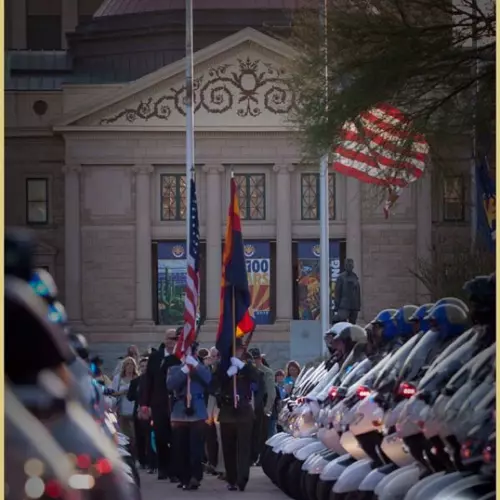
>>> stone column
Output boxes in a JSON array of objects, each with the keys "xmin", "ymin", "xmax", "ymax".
[
  {"xmin": 61, "ymin": 0, "xmax": 78, "ymax": 49},
  {"xmin": 133, "ymin": 165, "xmax": 154, "ymax": 325},
  {"xmin": 62, "ymin": 164, "xmax": 82, "ymax": 323},
  {"xmin": 203, "ymin": 165, "xmax": 224, "ymax": 319},
  {"xmin": 416, "ymin": 174, "xmax": 432, "ymax": 302},
  {"xmin": 273, "ymin": 164, "xmax": 294, "ymax": 320},
  {"xmin": 345, "ymin": 177, "xmax": 363, "ymax": 311}
]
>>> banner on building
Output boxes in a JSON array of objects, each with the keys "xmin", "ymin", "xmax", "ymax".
[
  {"xmin": 157, "ymin": 242, "xmax": 188, "ymax": 325},
  {"xmin": 243, "ymin": 240, "xmax": 272, "ymax": 325},
  {"xmin": 296, "ymin": 240, "xmax": 341, "ymax": 321}
]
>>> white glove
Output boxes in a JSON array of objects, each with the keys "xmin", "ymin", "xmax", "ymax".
[
  {"xmin": 185, "ymin": 355, "xmax": 199, "ymax": 367},
  {"xmin": 181, "ymin": 365, "xmax": 190, "ymax": 374},
  {"xmin": 230, "ymin": 357, "xmax": 245, "ymax": 370},
  {"xmin": 227, "ymin": 365, "xmax": 238, "ymax": 377}
]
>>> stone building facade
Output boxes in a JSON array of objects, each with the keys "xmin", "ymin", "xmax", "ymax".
[{"xmin": 6, "ymin": 3, "xmax": 473, "ymax": 369}]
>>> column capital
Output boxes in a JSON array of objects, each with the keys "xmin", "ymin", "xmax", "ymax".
[
  {"xmin": 62, "ymin": 164, "xmax": 82, "ymax": 174},
  {"xmin": 273, "ymin": 163, "xmax": 295, "ymax": 174},
  {"xmin": 202, "ymin": 164, "xmax": 224, "ymax": 174},
  {"xmin": 132, "ymin": 165, "xmax": 154, "ymax": 175}
]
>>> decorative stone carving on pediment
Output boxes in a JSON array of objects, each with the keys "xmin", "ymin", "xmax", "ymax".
[{"xmin": 99, "ymin": 55, "xmax": 298, "ymax": 127}]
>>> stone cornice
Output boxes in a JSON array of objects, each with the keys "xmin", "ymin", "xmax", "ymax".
[
  {"xmin": 202, "ymin": 165, "xmax": 225, "ymax": 174},
  {"xmin": 273, "ymin": 163, "xmax": 296, "ymax": 174},
  {"xmin": 61, "ymin": 164, "xmax": 82, "ymax": 174},
  {"xmin": 132, "ymin": 165, "xmax": 154, "ymax": 175}
]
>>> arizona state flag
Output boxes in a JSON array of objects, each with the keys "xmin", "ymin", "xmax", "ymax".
[{"xmin": 216, "ymin": 177, "xmax": 255, "ymax": 371}]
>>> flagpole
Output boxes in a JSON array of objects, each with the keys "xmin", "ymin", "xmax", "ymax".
[
  {"xmin": 319, "ymin": 0, "xmax": 330, "ymax": 354},
  {"xmin": 185, "ymin": 0, "xmax": 195, "ymax": 407},
  {"xmin": 230, "ymin": 171, "xmax": 238, "ymax": 408}
]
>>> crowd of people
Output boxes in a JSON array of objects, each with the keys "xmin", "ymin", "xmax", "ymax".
[{"xmin": 92, "ymin": 330, "xmax": 303, "ymax": 491}]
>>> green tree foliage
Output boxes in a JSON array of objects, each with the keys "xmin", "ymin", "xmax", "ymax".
[{"xmin": 286, "ymin": 0, "xmax": 495, "ymax": 160}]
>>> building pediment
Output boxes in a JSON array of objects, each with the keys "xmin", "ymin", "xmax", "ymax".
[{"xmin": 55, "ymin": 28, "xmax": 299, "ymax": 132}]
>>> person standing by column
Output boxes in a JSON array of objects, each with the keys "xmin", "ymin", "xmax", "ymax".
[
  {"xmin": 333, "ymin": 258, "xmax": 361, "ymax": 324},
  {"xmin": 215, "ymin": 340, "xmax": 259, "ymax": 491},
  {"xmin": 167, "ymin": 346, "xmax": 211, "ymax": 490},
  {"xmin": 248, "ymin": 348, "xmax": 276, "ymax": 466},
  {"xmin": 140, "ymin": 329, "xmax": 182, "ymax": 481}
]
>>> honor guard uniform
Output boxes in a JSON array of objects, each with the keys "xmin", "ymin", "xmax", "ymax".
[
  {"xmin": 167, "ymin": 347, "xmax": 212, "ymax": 490},
  {"xmin": 215, "ymin": 339, "xmax": 260, "ymax": 491}
]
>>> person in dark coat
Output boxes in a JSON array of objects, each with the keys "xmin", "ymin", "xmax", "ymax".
[
  {"xmin": 139, "ymin": 328, "xmax": 182, "ymax": 481},
  {"xmin": 213, "ymin": 339, "xmax": 260, "ymax": 491},
  {"xmin": 127, "ymin": 357, "xmax": 151, "ymax": 470}
]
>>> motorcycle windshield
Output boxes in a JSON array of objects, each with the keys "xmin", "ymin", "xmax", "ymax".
[
  {"xmin": 339, "ymin": 358, "xmax": 373, "ymax": 388},
  {"xmin": 428, "ymin": 327, "xmax": 477, "ymax": 371},
  {"xmin": 308, "ymin": 364, "xmax": 340, "ymax": 400},
  {"xmin": 397, "ymin": 329, "xmax": 443, "ymax": 384},
  {"xmin": 418, "ymin": 336, "xmax": 485, "ymax": 391},
  {"xmin": 373, "ymin": 334, "xmax": 422, "ymax": 389},
  {"xmin": 438, "ymin": 343, "xmax": 496, "ymax": 395}
]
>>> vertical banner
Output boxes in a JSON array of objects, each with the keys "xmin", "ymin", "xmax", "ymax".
[
  {"xmin": 157, "ymin": 242, "xmax": 187, "ymax": 325},
  {"xmin": 243, "ymin": 241, "xmax": 272, "ymax": 325},
  {"xmin": 297, "ymin": 240, "xmax": 341, "ymax": 320}
]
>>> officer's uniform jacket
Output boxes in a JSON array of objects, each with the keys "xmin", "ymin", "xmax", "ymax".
[
  {"xmin": 215, "ymin": 362, "xmax": 260, "ymax": 423},
  {"xmin": 166, "ymin": 363, "xmax": 211, "ymax": 422}
]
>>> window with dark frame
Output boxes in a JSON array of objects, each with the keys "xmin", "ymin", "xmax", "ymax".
[
  {"xmin": 300, "ymin": 173, "xmax": 336, "ymax": 220},
  {"xmin": 160, "ymin": 174, "xmax": 187, "ymax": 221},
  {"xmin": 443, "ymin": 176, "xmax": 465, "ymax": 221},
  {"xmin": 26, "ymin": 0, "xmax": 62, "ymax": 50},
  {"xmin": 26, "ymin": 178, "xmax": 49, "ymax": 225},
  {"xmin": 234, "ymin": 174, "xmax": 266, "ymax": 220}
]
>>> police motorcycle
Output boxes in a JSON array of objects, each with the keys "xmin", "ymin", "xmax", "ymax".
[
  {"xmin": 274, "ymin": 323, "xmax": 372, "ymax": 498},
  {"xmin": 305, "ymin": 327, "xmax": 407, "ymax": 500},
  {"xmin": 29, "ymin": 268, "xmax": 141, "ymax": 488},
  {"xmin": 6, "ymin": 384, "xmax": 89, "ymax": 500},
  {"xmin": 263, "ymin": 364, "xmax": 326, "ymax": 484},
  {"xmin": 326, "ymin": 301, "xmax": 470, "ymax": 500},
  {"xmin": 403, "ymin": 387, "xmax": 495, "ymax": 500},
  {"xmin": 399, "ymin": 276, "xmax": 496, "ymax": 500},
  {"xmin": 5, "ymin": 234, "xmax": 140, "ymax": 500},
  {"xmin": 264, "ymin": 362, "xmax": 333, "ymax": 485},
  {"xmin": 314, "ymin": 306, "xmax": 422, "ymax": 500}
]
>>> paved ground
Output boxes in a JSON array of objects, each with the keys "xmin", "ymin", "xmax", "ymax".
[{"xmin": 140, "ymin": 467, "xmax": 287, "ymax": 500}]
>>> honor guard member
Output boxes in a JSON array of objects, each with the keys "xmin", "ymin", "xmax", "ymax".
[
  {"xmin": 215, "ymin": 338, "xmax": 260, "ymax": 491},
  {"xmin": 167, "ymin": 345, "xmax": 212, "ymax": 490}
]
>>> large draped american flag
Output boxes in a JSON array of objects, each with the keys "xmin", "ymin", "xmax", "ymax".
[
  {"xmin": 174, "ymin": 177, "xmax": 200, "ymax": 360},
  {"xmin": 332, "ymin": 103, "xmax": 430, "ymax": 217}
]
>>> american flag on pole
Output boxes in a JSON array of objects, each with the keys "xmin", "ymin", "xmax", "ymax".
[
  {"xmin": 332, "ymin": 103, "xmax": 430, "ymax": 217},
  {"xmin": 174, "ymin": 177, "xmax": 200, "ymax": 360}
]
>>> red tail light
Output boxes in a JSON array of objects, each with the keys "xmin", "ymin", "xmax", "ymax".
[
  {"xmin": 461, "ymin": 439, "xmax": 473, "ymax": 460},
  {"xmin": 398, "ymin": 382, "xmax": 417, "ymax": 398},
  {"xmin": 356, "ymin": 386, "xmax": 371, "ymax": 399},
  {"xmin": 329, "ymin": 387, "xmax": 338, "ymax": 399},
  {"xmin": 482, "ymin": 445, "xmax": 493, "ymax": 463}
]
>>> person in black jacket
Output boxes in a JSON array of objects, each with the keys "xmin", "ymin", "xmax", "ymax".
[
  {"xmin": 139, "ymin": 328, "xmax": 182, "ymax": 481},
  {"xmin": 127, "ymin": 357, "xmax": 151, "ymax": 470}
]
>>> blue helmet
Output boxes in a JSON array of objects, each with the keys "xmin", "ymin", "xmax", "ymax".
[
  {"xmin": 370, "ymin": 309, "xmax": 398, "ymax": 339},
  {"xmin": 424, "ymin": 303, "xmax": 469, "ymax": 337},
  {"xmin": 29, "ymin": 268, "xmax": 58, "ymax": 303},
  {"xmin": 390, "ymin": 305, "xmax": 419, "ymax": 337},
  {"xmin": 408, "ymin": 303, "xmax": 434, "ymax": 333},
  {"xmin": 47, "ymin": 301, "xmax": 67, "ymax": 325},
  {"xmin": 433, "ymin": 297, "xmax": 469, "ymax": 314}
]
